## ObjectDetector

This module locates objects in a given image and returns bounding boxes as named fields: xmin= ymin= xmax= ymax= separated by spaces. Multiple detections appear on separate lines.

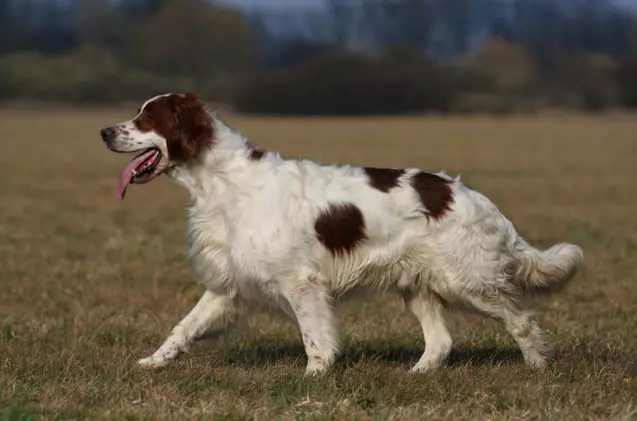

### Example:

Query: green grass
xmin=0 ymin=109 xmax=636 ymax=419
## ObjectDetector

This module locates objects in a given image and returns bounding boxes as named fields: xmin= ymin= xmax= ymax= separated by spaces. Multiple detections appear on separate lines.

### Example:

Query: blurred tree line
xmin=1 ymin=0 xmax=637 ymax=114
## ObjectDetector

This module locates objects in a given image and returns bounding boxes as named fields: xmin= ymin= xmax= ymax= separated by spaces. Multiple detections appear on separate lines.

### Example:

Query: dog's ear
xmin=167 ymin=93 xmax=213 ymax=162
xmin=168 ymin=92 xmax=199 ymax=110
xmin=184 ymin=92 xmax=199 ymax=103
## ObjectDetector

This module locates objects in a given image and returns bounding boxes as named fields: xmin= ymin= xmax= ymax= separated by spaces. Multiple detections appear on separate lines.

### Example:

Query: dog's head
xmin=100 ymin=92 xmax=213 ymax=199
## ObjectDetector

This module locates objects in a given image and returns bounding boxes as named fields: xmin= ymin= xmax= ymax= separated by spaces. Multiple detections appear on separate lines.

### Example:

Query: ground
xmin=0 ymin=109 xmax=636 ymax=420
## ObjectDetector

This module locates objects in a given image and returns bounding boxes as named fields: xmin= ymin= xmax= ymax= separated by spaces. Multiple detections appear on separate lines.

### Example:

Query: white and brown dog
xmin=100 ymin=92 xmax=583 ymax=374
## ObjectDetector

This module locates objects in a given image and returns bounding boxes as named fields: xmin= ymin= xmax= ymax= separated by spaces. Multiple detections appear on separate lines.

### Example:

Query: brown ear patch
xmin=364 ymin=167 xmax=405 ymax=192
xmin=410 ymin=172 xmax=454 ymax=220
xmin=167 ymin=93 xmax=213 ymax=162
xmin=133 ymin=93 xmax=213 ymax=163
xmin=315 ymin=203 xmax=368 ymax=256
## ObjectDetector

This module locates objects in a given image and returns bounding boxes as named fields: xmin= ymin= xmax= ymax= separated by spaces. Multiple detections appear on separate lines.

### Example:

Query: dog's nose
xmin=100 ymin=127 xmax=112 ymax=141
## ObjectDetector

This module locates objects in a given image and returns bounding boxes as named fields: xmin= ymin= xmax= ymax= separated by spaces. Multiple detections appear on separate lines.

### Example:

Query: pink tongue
xmin=116 ymin=150 xmax=157 ymax=200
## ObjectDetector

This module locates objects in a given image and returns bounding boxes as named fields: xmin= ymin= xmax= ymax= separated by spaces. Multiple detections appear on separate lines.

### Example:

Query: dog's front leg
xmin=138 ymin=290 xmax=236 ymax=369
xmin=282 ymin=280 xmax=340 ymax=375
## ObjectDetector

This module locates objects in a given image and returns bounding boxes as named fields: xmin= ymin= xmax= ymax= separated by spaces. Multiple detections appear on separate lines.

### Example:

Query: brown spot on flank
xmin=315 ymin=203 xmax=367 ymax=256
xmin=410 ymin=172 xmax=454 ymax=220
xmin=363 ymin=167 xmax=405 ymax=192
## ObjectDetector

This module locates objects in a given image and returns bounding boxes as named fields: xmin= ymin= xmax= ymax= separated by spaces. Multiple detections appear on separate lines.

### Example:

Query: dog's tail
xmin=509 ymin=242 xmax=584 ymax=297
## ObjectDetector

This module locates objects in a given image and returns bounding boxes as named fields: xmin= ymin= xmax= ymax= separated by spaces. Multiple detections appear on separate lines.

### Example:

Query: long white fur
xmin=108 ymin=102 xmax=583 ymax=374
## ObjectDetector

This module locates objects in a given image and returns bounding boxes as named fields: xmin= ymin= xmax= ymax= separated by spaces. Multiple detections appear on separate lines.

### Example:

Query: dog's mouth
xmin=117 ymin=148 xmax=162 ymax=199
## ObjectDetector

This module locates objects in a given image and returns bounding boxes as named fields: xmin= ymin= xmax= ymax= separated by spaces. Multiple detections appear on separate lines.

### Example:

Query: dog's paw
xmin=137 ymin=356 xmax=172 ymax=369
xmin=526 ymin=356 xmax=548 ymax=371
xmin=304 ymin=367 xmax=326 ymax=376
xmin=304 ymin=358 xmax=331 ymax=376
xmin=409 ymin=361 xmax=443 ymax=373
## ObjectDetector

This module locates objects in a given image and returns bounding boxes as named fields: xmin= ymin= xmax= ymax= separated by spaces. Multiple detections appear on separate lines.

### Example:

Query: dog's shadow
xmin=219 ymin=340 xmax=524 ymax=369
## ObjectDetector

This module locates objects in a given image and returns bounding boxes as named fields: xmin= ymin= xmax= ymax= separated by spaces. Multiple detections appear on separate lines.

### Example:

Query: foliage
xmin=0 ymin=48 xmax=188 ymax=103
xmin=616 ymin=54 xmax=637 ymax=108
xmin=235 ymin=52 xmax=454 ymax=115
xmin=127 ymin=0 xmax=255 ymax=82
xmin=0 ymin=0 xmax=637 ymax=114
xmin=552 ymin=53 xmax=619 ymax=111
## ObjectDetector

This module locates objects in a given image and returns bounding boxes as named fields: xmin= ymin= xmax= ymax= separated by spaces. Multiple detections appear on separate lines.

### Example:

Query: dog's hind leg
xmin=504 ymin=307 xmax=549 ymax=369
xmin=402 ymin=287 xmax=453 ymax=372
xmin=138 ymin=290 xmax=237 ymax=369
xmin=460 ymin=291 xmax=549 ymax=369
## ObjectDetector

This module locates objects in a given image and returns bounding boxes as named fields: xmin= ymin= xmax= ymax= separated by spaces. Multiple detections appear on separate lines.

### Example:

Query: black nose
xmin=100 ymin=128 xmax=111 ymax=141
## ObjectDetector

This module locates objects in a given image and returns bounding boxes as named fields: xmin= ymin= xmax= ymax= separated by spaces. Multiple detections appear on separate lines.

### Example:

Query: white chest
xmin=186 ymin=208 xmax=284 ymax=299
xmin=186 ymin=212 xmax=231 ymax=291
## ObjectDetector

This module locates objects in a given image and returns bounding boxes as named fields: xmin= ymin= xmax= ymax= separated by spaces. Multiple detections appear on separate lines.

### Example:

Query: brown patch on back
xmin=315 ymin=203 xmax=368 ymax=256
xmin=410 ymin=172 xmax=454 ymax=220
xmin=245 ymin=140 xmax=266 ymax=161
xmin=133 ymin=92 xmax=213 ymax=162
xmin=363 ymin=167 xmax=405 ymax=192
xmin=248 ymin=147 xmax=265 ymax=161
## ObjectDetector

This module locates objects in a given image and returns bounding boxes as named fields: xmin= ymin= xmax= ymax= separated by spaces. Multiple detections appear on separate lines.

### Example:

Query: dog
xmin=100 ymin=92 xmax=584 ymax=374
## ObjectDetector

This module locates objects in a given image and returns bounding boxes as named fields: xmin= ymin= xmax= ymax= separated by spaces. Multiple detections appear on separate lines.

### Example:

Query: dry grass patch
xmin=0 ymin=109 xmax=636 ymax=419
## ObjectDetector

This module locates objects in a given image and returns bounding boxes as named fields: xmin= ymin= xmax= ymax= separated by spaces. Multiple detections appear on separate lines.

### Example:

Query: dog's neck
xmin=167 ymin=116 xmax=280 ymax=204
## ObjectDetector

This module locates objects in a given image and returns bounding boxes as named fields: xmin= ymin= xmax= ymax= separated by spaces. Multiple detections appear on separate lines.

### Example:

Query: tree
xmin=77 ymin=0 xmax=128 ymax=55
xmin=129 ymin=0 xmax=256 ymax=85
xmin=465 ymin=38 xmax=538 ymax=95
xmin=0 ymin=0 xmax=15 ymax=54
xmin=379 ymin=0 xmax=438 ymax=49
xmin=117 ymin=0 xmax=168 ymax=22
xmin=554 ymin=53 xmax=618 ymax=110
xmin=616 ymin=27 xmax=637 ymax=108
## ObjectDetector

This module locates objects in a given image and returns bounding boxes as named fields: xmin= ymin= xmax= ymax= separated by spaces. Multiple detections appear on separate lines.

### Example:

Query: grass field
xmin=1 ymin=108 xmax=636 ymax=420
